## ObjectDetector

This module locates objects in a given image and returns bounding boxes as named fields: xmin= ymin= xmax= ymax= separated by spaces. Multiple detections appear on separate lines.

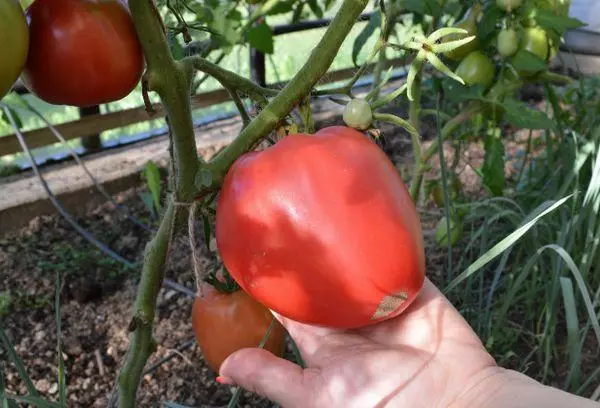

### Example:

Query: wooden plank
xmin=0 ymin=89 xmax=230 ymax=156
xmin=0 ymin=58 xmax=408 ymax=157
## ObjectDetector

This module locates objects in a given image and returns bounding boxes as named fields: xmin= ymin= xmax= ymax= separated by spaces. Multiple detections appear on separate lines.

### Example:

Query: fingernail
xmin=216 ymin=375 xmax=235 ymax=385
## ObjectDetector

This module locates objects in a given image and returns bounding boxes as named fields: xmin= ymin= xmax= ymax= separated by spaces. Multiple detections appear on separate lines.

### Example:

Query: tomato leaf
xmin=441 ymin=79 xmax=484 ymax=103
xmin=477 ymin=4 xmax=503 ymax=44
xmin=352 ymin=11 xmax=381 ymax=67
xmin=400 ymin=0 xmax=441 ymax=17
xmin=482 ymin=130 xmax=505 ymax=196
xmin=502 ymin=98 xmax=554 ymax=129
xmin=267 ymin=1 xmax=294 ymax=15
xmin=532 ymin=9 xmax=585 ymax=36
xmin=511 ymin=49 xmax=547 ymax=73
xmin=306 ymin=0 xmax=323 ymax=18
xmin=247 ymin=22 xmax=274 ymax=54
xmin=0 ymin=106 xmax=23 ymax=130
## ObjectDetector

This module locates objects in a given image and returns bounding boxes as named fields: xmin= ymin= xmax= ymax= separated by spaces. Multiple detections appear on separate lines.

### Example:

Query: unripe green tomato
xmin=455 ymin=51 xmax=495 ymax=90
xmin=521 ymin=27 xmax=549 ymax=60
xmin=0 ymin=0 xmax=29 ymax=100
xmin=496 ymin=0 xmax=523 ymax=12
xmin=435 ymin=216 xmax=462 ymax=248
xmin=497 ymin=29 xmax=519 ymax=57
xmin=343 ymin=99 xmax=373 ymax=130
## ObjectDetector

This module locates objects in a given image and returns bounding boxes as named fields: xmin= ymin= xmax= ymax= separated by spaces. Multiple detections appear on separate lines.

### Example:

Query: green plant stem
xmin=408 ymin=71 xmax=423 ymax=200
xmin=411 ymin=104 xmax=481 ymax=201
xmin=203 ymin=0 xmax=370 ymax=187
xmin=371 ymin=1 xmax=398 ymax=100
xmin=186 ymin=56 xmax=278 ymax=102
xmin=116 ymin=200 xmax=175 ymax=408
xmin=128 ymin=0 xmax=199 ymax=201
xmin=116 ymin=1 xmax=203 ymax=405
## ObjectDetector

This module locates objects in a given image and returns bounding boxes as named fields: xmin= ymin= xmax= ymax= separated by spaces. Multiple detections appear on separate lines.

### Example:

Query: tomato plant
xmin=497 ymin=28 xmax=519 ymax=57
xmin=191 ymin=282 xmax=286 ymax=373
xmin=455 ymin=51 xmax=495 ymax=89
xmin=343 ymin=98 xmax=373 ymax=130
xmin=215 ymin=126 xmax=426 ymax=329
xmin=444 ymin=4 xmax=481 ymax=61
xmin=497 ymin=0 xmax=523 ymax=12
xmin=0 ymin=0 xmax=28 ymax=100
xmin=21 ymin=0 xmax=144 ymax=107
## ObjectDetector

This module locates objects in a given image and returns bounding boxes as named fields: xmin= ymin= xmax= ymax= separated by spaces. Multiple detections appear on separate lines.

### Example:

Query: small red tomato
xmin=215 ymin=126 xmax=426 ymax=329
xmin=191 ymin=284 xmax=286 ymax=373
xmin=22 ymin=0 xmax=144 ymax=107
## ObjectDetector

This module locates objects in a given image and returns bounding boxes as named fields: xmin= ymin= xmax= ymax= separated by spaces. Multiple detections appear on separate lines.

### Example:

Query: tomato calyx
xmin=203 ymin=268 xmax=240 ymax=295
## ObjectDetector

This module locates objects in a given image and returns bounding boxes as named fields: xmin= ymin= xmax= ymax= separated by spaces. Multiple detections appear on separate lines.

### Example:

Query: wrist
xmin=448 ymin=367 xmax=600 ymax=408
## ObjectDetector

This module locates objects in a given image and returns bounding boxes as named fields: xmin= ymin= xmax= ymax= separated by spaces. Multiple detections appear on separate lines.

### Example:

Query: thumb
xmin=219 ymin=348 xmax=308 ymax=407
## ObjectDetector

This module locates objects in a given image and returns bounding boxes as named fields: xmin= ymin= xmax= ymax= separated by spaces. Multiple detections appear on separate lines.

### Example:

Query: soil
xmin=0 ymin=102 xmax=595 ymax=406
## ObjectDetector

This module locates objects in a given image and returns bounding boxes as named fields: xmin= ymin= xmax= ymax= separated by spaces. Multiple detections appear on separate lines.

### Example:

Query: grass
xmin=434 ymin=75 xmax=600 ymax=397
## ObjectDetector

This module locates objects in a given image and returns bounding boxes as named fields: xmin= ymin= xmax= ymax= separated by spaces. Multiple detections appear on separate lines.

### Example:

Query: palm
xmin=220 ymin=279 xmax=499 ymax=408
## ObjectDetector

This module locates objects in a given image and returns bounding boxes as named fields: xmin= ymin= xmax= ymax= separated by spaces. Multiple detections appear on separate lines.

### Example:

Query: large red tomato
xmin=22 ymin=0 xmax=144 ymax=107
xmin=215 ymin=126 xmax=426 ymax=329
xmin=191 ymin=284 xmax=286 ymax=373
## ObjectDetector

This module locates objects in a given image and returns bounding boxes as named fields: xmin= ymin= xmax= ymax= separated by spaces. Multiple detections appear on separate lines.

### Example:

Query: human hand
xmin=218 ymin=278 xmax=503 ymax=408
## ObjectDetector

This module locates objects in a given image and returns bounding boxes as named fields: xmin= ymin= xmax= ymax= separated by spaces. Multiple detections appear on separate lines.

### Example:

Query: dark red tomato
xmin=215 ymin=126 xmax=426 ymax=329
xmin=22 ymin=0 xmax=144 ymax=107
xmin=191 ymin=284 xmax=286 ymax=373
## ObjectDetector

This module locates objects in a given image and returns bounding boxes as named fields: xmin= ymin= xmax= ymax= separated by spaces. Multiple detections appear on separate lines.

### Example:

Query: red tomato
xmin=215 ymin=126 xmax=426 ymax=329
xmin=191 ymin=284 xmax=286 ymax=373
xmin=22 ymin=0 xmax=144 ymax=107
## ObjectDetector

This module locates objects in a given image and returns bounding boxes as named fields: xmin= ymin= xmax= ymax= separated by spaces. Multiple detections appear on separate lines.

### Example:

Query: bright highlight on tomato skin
xmin=215 ymin=126 xmax=426 ymax=329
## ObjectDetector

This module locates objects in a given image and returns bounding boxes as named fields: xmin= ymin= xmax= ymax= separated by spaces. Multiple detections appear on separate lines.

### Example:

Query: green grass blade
xmin=445 ymin=195 xmax=572 ymax=293
xmin=0 ymin=329 xmax=39 ymax=398
xmin=560 ymin=276 xmax=581 ymax=391
xmin=55 ymin=271 xmax=67 ymax=405
xmin=8 ymin=395 xmax=62 ymax=408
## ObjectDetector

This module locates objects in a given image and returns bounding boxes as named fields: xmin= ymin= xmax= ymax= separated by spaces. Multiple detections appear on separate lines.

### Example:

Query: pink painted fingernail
xmin=216 ymin=376 xmax=235 ymax=385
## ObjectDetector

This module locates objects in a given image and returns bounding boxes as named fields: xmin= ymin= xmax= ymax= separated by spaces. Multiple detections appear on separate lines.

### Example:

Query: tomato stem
xmin=408 ymin=70 xmax=424 ymax=201
xmin=202 ymin=0 xmax=370 ymax=188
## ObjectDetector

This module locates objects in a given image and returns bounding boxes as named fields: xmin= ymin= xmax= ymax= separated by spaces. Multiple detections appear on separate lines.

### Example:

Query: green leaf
xmin=400 ymin=0 xmax=441 ymax=17
xmin=143 ymin=160 xmax=162 ymax=212
xmin=247 ymin=22 xmax=274 ymax=54
xmin=8 ymin=395 xmax=62 ymax=408
xmin=503 ymin=99 xmax=554 ymax=129
xmin=511 ymin=49 xmax=547 ymax=73
xmin=477 ymin=4 xmax=503 ymax=44
xmin=0 ymin=328 xmax=39 ymax=398
xmin=352 ymin=11 xmax=381 ymax=67
xmin=138 ymin=191 xmax=156 ymax=218
xmin=482 ymin=130 xmax=505 ymax=196
xmin=442 ymin=78 xmax=484 ymax=103
xmin=203 ymin=215 xmax=211 ymax=251
xmin=306 ymin=0 xmax=323 ymax=18
xmin=534 ymin=9 xmax=585 ymax=36
xmin=0 ymin=106 xmax=23 ymax=130
xmin=210 ymin=4 xmax=241 ymax=46
xmin=560 ymin=276 xmax=581 ymax=390
xmin=267 ymin=1 xmax=294 ymax=15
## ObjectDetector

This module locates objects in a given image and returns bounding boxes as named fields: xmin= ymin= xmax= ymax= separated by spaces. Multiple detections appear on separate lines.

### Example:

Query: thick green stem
xmin=408 ymin=72 xmax=423 ymax=200
xmin=115 ymin=1 xmax=202 ymax=406
xmin=203 ymin=0 xmax=369 ymax=187
xmin=116 ymin=201 xmax=175 ymax=408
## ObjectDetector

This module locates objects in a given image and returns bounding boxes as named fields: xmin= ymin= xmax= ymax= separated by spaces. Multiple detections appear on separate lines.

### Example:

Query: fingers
xmin=219 ymin=348 xmax=311 ymax=407
xmin=271 ymin=311 xmax=340 ymax=364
